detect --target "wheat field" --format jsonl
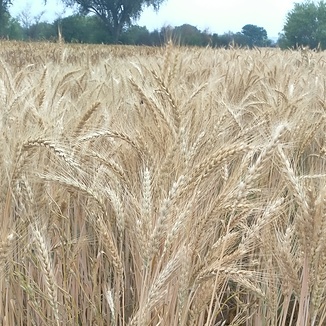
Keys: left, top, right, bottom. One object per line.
{"left": 1, "top": 40, "right": 326, "bottom": 325}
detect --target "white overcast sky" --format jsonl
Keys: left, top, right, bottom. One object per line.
{"left": 9, "top": 0, "right": 301, "bottom": 38}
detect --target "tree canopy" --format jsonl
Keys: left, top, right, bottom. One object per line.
{"left": 58, "top": 15, "right": 112, "bottom": 43}
{"left": 281, "top": 0, "right": 326, "bottom": 49}
{"left": 241, "top": 24, "right": 269, "bottom": 47}
{"left": 0, "top": 0, "right": 12, "bottom": 36}
{"left": 59, "top": 0, "right": 166, "bottom": 43}
{"left": 174, "top": 24, "right": 210, "bottom": 46}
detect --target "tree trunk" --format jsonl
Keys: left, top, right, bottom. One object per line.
{"left": 112, "top": 14, "right": 123, "bottom": 44}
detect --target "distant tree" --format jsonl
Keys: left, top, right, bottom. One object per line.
{"left": 210, "top": 32, "right": 248, "bottom": 48}
{"left": 120, "top": 25, "right": 151, "bottom": 45}
{"left": 28, "top": 22, "right": 56, "bottom": 41}
{"left": 211, "top": 33, "right": 220, "bottom": 47}
{"left": 277, "top": 32, "right": 289, "bottom": 49}
{"left": 201, "top": 28, "right": 212, "bottom": 46}
{"left": 0, "top": 0, "right": 12, "bottom": 37}
{"left": 241, "top": 24, "right": 270, "bottom": 47}
{"left": 232, "top": 32, "right": 252, "bottom": 47}
{"left": 56, "top": 0, "right": 166, "bottom": 43}
{"left": 57, "top": 15, "right": 112, "bottom": 43}
{"left": 17, "top": 5, "right": 33, "bottom": 33}
{"left": 159, "top": 25, "right": 174, "bottom": 43}
{"left": 174, "top": 24, "right": 201, "bottom": 46}
{"left": 210, "top": 32, "right": 232, "bottom": 48}
{"left": 148, "top": 28, "right": 161, "bottom": 45}
{"left": 18, "top": 6, "right": 47, "bottom": 40}
{"left": 2, "top": 15, "right": 23, "bottom": 40}
{"left": 173, "top": 24, "right": 210, "bottom": 46}
{"left": 281, "top": 0, "right": 326, "bottom": 49}
{"left": 18, "top": 5, "right": 44, "bottom": 29}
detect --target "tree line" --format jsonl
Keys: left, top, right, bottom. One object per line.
{"left": 1, "top": 0, "right": 326, "bottom": 49}
{"left": 2, "top": 15, "right": 274, "bottom": 48}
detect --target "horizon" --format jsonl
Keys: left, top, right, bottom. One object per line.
{"left": 9, "top": 0, "right": 300, "bottom": 39}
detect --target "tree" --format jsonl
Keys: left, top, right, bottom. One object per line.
{"left": 0, "top": 0, "right": 23, "bottom": 40}
{"left": 27, "top": 22, "right": 56, "bottom": 41}
{"left": 0, "top": 0, "right": 12, "bottom": 36}
{"left": 58, "top": 0, "right": 166, "bottom": 43}
{"left": 148, "top": 28, "right": 161, "bottom": 46}
{"left": 18, "top": 5, "right": 47, "bottom": 40}
{"left": 1, "top": 14, "right": 23, "bottom": 40}
{"left": 120, "top": 25, "right": 151, "bottom": 45}
{"left": 173, "top": 24, "right": 210, "bottom": 46}
{"left": 241, "top": 24, "right": 270, "bottom": 47}
{"left": 281, "top": 1, "right": 326, "bottom": 49}
{"left": 57, "top": 15, "right": 112, "bottom": 43}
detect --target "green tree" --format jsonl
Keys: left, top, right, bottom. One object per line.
{"left": 27, "top": 22, "right": 56, "bottom": 41}
{"left": 233, "top": 32, "right": 253, "bottom": 47}
{"left": 173, "top": 24, "right": 210, "bottom": 46}
{"left": 57, "top": 0, "right": 166, "bottom": 43}
{"left": 18, "top": 8, "right": 48, "bottom": 40}
{"left": 57, "top": 15, "right": 112, "bottom": 43}
{"left": 1, "top": 14, "right": 23, "bottom": 40}
{"left": 210, "top": 32, "right": 232, "bottom": 48}
{"left": 210, "top": 32, "right": 249, "bottom": 48}
{"left": 0, "top": 0, "right": 12, "bottom": 37}
{"left": 241, "top": 24, "right": 270, "bottom": 47}
{"left": 148, "top": 29, "right": 161, "bottom": 45}
{"left": 281, "top": 0, "right": 326, "bottom": 49}
{"left": 120, "top": 25, "right": 151, "bottom": 45}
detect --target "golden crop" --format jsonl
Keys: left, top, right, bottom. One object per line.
{"left": 1, "top": 40, "right": 325, "bottom": 325}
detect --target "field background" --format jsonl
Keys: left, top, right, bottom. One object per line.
{"left": 1, "top": 41, "right": 326, "bottom": 325}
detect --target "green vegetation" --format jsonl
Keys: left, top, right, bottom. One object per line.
{"left": 0, "top": 0, "right": 275, "bottom": 47}
{"left": 4, "top": 14, "right": 275, "bottom": 47}
{"left": 59, "top": 0, "right": 166, "bottom": 43}
{"left": 1, "top": 0, "right": 326, "bottom": 48}
{"left": 280, "top": 0, "right": 326, "bottom": 49}
{"left": 0, "top": 0, "right": 12, "bottom": 35}
{"left": 58, "top": 15, "right": 112, "bottom": 43}
{"left": 241, "top": 24, "right": 271, "bottom": 47}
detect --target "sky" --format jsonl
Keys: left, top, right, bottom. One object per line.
{"left": 9, "top": 0, "right": 301, "bottom": 39}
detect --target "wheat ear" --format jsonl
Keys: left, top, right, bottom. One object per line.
{"left": 73, "top": 101, "right": 101, "bottom": 136}
{"left": 32, "top": 227, "right": 60, "bottom": 325}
